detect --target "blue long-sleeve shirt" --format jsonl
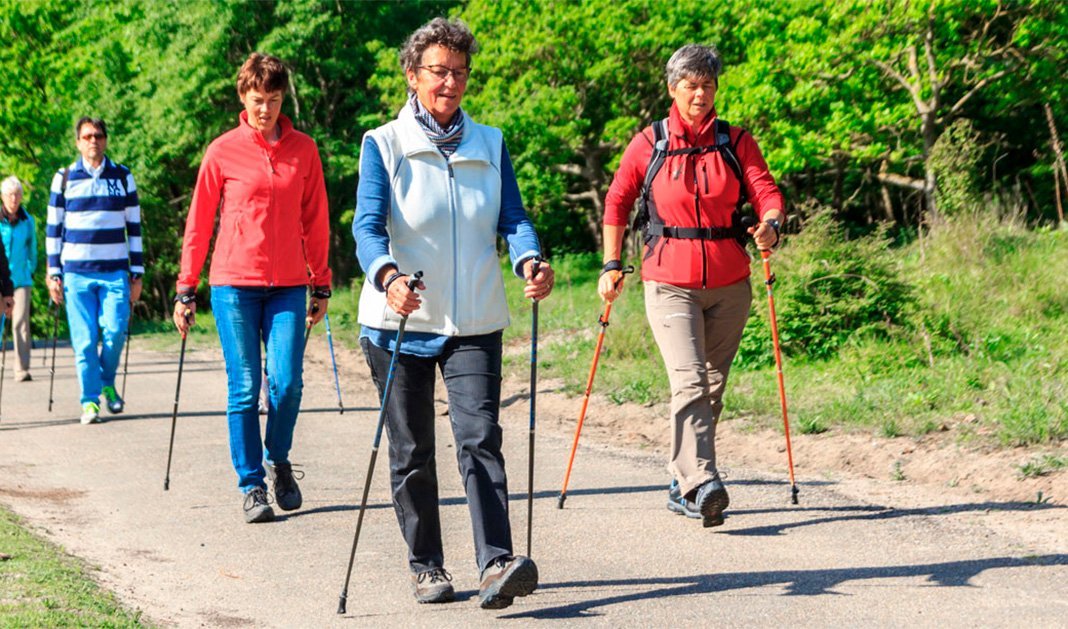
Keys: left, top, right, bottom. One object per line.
{"left": 354, "top": 136, "right": 540, "bottom": 356}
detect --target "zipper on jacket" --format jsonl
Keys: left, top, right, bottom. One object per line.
{"left": 447, "top": 161, "right": 459, "bottom": 327}
{"left": 702, "top": 162, "right": 710, "bottom": 195}
{"left": 266, "top": 148, "right": 276, "bottom": 286}
{"left": 692, "top": 157, "right": 707, "bottom": 289}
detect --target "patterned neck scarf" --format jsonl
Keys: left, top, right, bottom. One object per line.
{"left": 409, "top": 93, "right": 464, "bottom": 158}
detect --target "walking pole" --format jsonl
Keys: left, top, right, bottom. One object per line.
{"left": 760, "top": 249, "right": 799, "bottom": 505}
{"left": 526, "top": 258, "right": 542, "bottom": 557}
{"left": 338, "top": 271, "right": 422, "bottom": 615}
{"left": 302, "top": 298, "right": 319, "bottom": 353}
{"left": 120, "top": 311, "right": 132, "bottom": 399}
{"left": 164, "top": 313, "right": 191, "bottom": 491}
{"left": 0, "top": 314, "right": 7, "bottom": 422}
{"left": 324, "top": 313, "right": 344, "bottom": 414}
{"left": 47, "top": 304, "right": 60, "bottom": 413}
{"left": 557, "top": 265, "right": 634, "bottom": 509}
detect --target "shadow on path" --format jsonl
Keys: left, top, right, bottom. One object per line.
{"left": 0, "top": 407, "right": 377, "bottom": 432}
{"left": 724, "top": 501, "right": 1066, "bottom": 536}
{"left": 502, "top": 554, "right": 1068, "bottom": 619}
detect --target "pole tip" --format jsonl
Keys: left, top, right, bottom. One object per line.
{"left": 164, "top": 479, "right": 170, "bottom": 491}
{"left": 337, "top": 594, "right": 347, "bottom": 615}
{"left": 791, "top": 485, "right": 799, "bottom": 505}
{"left": 556, "top": 494, "right": 565, "bottom": 509}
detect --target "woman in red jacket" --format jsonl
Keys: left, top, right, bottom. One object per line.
{"left": 600, "top": 44, "right": 784, "bottom": 528}
{"left": 173, "top": 53, "right": 332, "bottom": 524}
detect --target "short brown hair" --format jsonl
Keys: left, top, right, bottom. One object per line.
{"left": 236, "top": 53, "right": 289, "bottom": 97}
{"left": 75, "top": 117, "right": 107, "bottom": 139}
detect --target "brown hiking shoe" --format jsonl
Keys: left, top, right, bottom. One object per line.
{"left": 478, "top": 555, "right": 538, "bottom": 609}
{"left": 410, "top": 568, "right": 455, "bottom": 604}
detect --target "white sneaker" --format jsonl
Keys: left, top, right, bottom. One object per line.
{"left": 80, "top": 402, "right": 101, "bottom": 425}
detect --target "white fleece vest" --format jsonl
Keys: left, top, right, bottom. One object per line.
{"left": 358, "top": 107, "right": 510, "bottom": 336}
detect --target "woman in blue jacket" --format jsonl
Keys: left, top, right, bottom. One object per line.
{"left": 354, "top": 18, "right": 554, "bottom": 611}
{"left": 1, "top": 176, "right": 37, "bottom": 381}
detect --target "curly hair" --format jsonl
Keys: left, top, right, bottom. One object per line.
{"left": 399, "top": 17, "right": 478, "bottom": 73}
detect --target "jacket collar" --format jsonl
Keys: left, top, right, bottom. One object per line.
{"left": 2, "top": 205, "right": 28, "bottom": 224}
{"left": 239, "top": 110, "right": 294, "bottom": 148}
{"left": 667, "top": 102, "right": 719, "bottom": 145}
{"left": 74, "top": 155, "right": 114, "bottom": 175}
{"left": 396, "top": 106, "right": 491, "bottom": 164}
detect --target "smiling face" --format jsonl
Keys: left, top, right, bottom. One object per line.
{"left": 668, "top": 75, "right": 717, "bottom": 126}
{"left": 406, "top": 44, "right": 469, "bottom": 127}
{"left": 241, "top": 88, "right": 284, "bottom": 137}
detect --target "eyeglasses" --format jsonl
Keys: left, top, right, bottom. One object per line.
{"left": 80, "top": 132, "right": 106, "bottom": 141}
{"left": 417, "top": 65, "right": 471, "bottom": 84}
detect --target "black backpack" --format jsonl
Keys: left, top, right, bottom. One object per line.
{"left": 632, "top": 118, "right": 749, "bottom": 245}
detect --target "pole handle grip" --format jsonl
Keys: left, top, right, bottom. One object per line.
{"left": 406, "top": 270, "right": 424, "bottom": 291}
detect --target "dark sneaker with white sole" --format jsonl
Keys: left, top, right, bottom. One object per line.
{"left": 410, "top": 568, "right": 455, "bottom": 604}
{"left": 479, "top": 555, "right": 538, "bottom": 609}
{"left": 267, "top": 462, "right": 303, "bottom": 511}
{"left": 242, "top": 487, "right": 275, "bottom": 523}
{"left": 694, "top": 478, "right": 730, "bottom": 527}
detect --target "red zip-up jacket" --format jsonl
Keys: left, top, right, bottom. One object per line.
{"left": 177, "top": 112, "right": 332, "bottom": 291}
{"left": 604, "top": 103, "right": 783, "bottom": 289}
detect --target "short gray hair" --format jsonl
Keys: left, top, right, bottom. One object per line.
{"left": 0, "top": 176, "right": 22, "bottom": 196}
{"left": 399, "top": 17, "right": 478, "bottom": 74}
{"left": 665, "top": 44, "right": 723, "bottom": 88}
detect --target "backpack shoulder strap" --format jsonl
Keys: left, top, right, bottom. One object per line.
{"left": 641, "top": 119, "right": 670, "bottom": 197}
{"left": 715, "top": 119, "right": 745, "bottom": 184}
{"left": 60, "top": 167, "right": 70, "bottom": 195}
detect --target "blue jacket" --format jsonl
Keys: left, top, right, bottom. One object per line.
{"left": 0, "top": 206, "right": 37, "bottom": 288}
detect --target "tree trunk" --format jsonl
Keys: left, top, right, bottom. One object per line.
{"left": 1044, "top": 102, "right": 1067, "bottom": 223}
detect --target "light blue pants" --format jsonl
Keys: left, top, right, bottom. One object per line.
{"left": 211, "top": 285, "right": 306, "bottom": 493}
{"left": 63, "top": 271, "right": 130, "bottom": 405}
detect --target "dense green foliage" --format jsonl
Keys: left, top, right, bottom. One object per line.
{"left": 0, "top": 506, "right": 147, "bottom": 626}
{"left": 0, "top": 1, "right": 1064, "bottom": 447}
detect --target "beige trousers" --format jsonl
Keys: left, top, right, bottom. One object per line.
{"left": 12, "top": 286, "right": 31, "bottom": 376}
{"left": 644, "top": 279, "right": 751, "bottom": 499}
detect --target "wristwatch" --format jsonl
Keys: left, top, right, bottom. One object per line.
{"left": 311, "top": 286, "right": 332, "bottom": 299}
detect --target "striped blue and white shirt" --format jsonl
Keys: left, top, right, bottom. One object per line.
{"left": 46, "top": 156, "right": 144, "bottom": 277}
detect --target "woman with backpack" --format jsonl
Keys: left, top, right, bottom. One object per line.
{"left": 599, "top": 44, "right": 785, "bottom": 528}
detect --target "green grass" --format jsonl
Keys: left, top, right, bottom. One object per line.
{"left": 1016, "top": 454, "right": 1068, "bottom": 479}
{"left": 0, "top": 506, "right": 148, "bottom": 626}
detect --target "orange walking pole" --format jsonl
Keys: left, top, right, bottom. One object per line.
{"left": 760, "top": 250, "right": 799, "bottom": 504}
{"left": 557, "top": 265, "right": 633, "bottom": 509}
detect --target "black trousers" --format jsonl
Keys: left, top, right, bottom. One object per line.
{"left": 361, "top": 332, "right": 512, "bottom": 574}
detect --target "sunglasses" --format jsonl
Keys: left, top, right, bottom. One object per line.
{"left": 80, "top": 132, "right": 106, "bottom": 141}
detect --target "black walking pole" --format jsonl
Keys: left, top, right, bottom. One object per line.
{"left": 338, "top": 270, "right": 422, "bottom": 615}
{"left": 121, "top": 311, "right": 132, "bottom": 399}
{"left": 164, "top": 314, "right": 191, "bottom": 491}
{"left": 303, "top": 299, "right": 319, "bottom": 353}
{"left": 0, "top": 314, "right": 7, "bottom": 422}
{"left": 47, "top": 304, "right": 60, "bottom": 413}
{"left": 526, "top": 258, "right": 542, "bottom": 557}
{"left": 324, "top": 313, "right": 344, "bottom": 414}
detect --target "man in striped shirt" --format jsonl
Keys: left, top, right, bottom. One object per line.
{"left": 46, "top": 117, "right": 144, "bottom": 425}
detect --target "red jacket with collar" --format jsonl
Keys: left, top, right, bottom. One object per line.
{"left": 604, "top": 103, "right": 783, "bottom": 289}
{"left": 177, "top": 112, "right": 332, "bottom": 291}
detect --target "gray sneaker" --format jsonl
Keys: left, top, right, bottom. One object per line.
{"left": 479, "top": 555, "right": 538, "bottom": 609}
{"left": 267, "top": 462, "right": 303, "bottom": 511}
{"left": 694, "top": 478, "right": 730, "bottom": 528}
{"left": 666, "top": 480, "right": 701, "bottom": 519}
{"left": 242, "top": 487, "right": 275, "bottom": 523}
{"left": 410, "top": 568, "right": 455, "bottom": 604}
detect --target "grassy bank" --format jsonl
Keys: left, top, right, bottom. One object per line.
{"left": 135, "top": 213, "right": 1066, "bottom": 449}
{"left": 0, "top": 506, "right": 147, "bottom": 626}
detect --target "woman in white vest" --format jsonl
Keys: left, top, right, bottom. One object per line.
{"left": 353, "top": 18, "right": 554, "bottom": 610}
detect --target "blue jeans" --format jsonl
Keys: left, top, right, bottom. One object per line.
{"left": 63, "top": 271, "right": 130, "bottom": 405}
{"left": 212, "top": 285, "right": 306, "bottom": 493}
